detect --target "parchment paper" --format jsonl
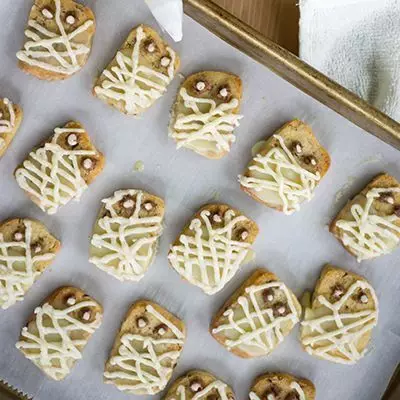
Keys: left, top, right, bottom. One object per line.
{"left": 0, "top": 1, "right": 399, "bottom": 400}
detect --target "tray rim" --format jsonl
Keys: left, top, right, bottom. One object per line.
{"left": 183, "top": 0, "right": 400, "bottom": 151}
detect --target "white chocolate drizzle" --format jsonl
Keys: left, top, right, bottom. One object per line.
{"left": 335, "top": 187, "right": 400, "bottom": 262}
{"left": 90, "top": 190, "right": 163, "bottom": 282}
{"left": 16, "top": 0, "right": 94, "bottom": 76}
{"left": 249, "top": 382, "right": 305, "bottom": 400}
{"left": 15, "top": 127, "right": 96, "bottom": 214}
{"left": 104, "top": 305, "right": 185, "bottom": 395}
{"left": 94, "top": 25, "right": 177, "bottom": 115}
{"left": 239, "top": 134, "right": 321, "bottom": 215}
{"left": 212, "top": 282, "right": 300, "bottom": 356}
{"left": 0, "top": 220, "right": 56, "bottom": 309}
{"left": 171, "top": 380, "right": 229, "bottom": 400}
{"left": 168, "top": 209, "right": 253, "bottom": 295}
{"left": 170, "top": 88, "right": 243, "bottom": 155}
{"left": 16, "top": 300, "right": 102, "bottom": 380}
{"left": 301, "top": 280, "right": 379, "bottom": 365}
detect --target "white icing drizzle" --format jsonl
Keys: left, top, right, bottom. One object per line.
{"left": 170, "top": 87, "right": 243, "bottom": 154}
{"left": 249, "top": 382, "right": 305, "bottom": 400}
{"left": 0, "top": 220, "right": 56, "bottom": 309}
{"left": 16, "top": 300, "right": 102, "bottom": 380}
{"left": 15, "top": 127, "right": 96, "bottom": 214}
{"left": 0, "top": 98, "right": 16, "bottom": 134}
{"left": 168, "top": 209, "right": 253, "bottom": 295}
{"left": 301, "top": 280, "right": 379, "bottom": 365}
{"left": 239, "top": 134, "right": 321, "bottom": 215}
{"left": 104, "top": 305, "right": 185, "bottom": 395}
{"left": 212, "top": 282, "right": 300, "bottom": 356}
{"left": 335, "top": 187, "right": 400, "bottom": 262}
{"left": 171, "top": 380, "right": 229, "bottom": 400}
{"left": 89, "top": 190, "right": 164, "bottom": 282}
{"left": 16, "top": 0, "right": 94, "bottom": 75}
{"left": 94, "top": 25, "right": 177, "bottom": 115}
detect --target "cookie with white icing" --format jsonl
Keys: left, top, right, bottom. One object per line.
{"left": 300, "top": 265, "right": 379, "bottom": 365}
{"left": 168, "top": 204, "right": 259, "bottom": 295}
{"left": 0, "top": 218, "right": 60, "bottom": 309}
{"left": 164, "top": 370, "right": 235, "bottom": 400}
{"left": 89, "top": 189, "right": 165, "bottom": 282}
{"left": 17, "top": 0, "right": 96, "bottom": 80}
{"left": 239, "top": 120, "right": 330, "bottom": 215}
{"left": 0, "top": 98, "right": 23, "bottom": 158}
{"left": 211, "top": 269, "right": 301, "bottom": 358}
{"left": 94, "top": 24, "right": 180, "bottom": 116}
{"left": 104, "top": 300, "right": 185, "bottom": 395}
{"left": 330, "top": 173, "right": 400, "bottom": 262}
{"left": 16, "top": 286, "right": 103, "bottom": 380}
{"left": 249, "top": 372, "right": 316, "bottom": 400}
{"left": 169, "top": 71, "right": 243, "bottom": 159}
{"left": 15, "top": 121, "right": 105, "bottom": 215}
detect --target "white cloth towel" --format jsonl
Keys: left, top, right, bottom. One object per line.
{"left": 299, "top": 0, "right": 400, "bottom": 122}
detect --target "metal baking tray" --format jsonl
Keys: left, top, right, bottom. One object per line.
{"left": 184, "top": 0, "right": 400, "bottom": 151}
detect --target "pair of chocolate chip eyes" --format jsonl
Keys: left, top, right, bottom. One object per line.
{"left": 65, "top": 134, "right": 96, "bottom": 171}
{"left": 64, "top": 296, "right": 93, "bottom": 321}
{"left": 290, "top": 141, "right": 317, "bottom": 166}
{"left": 194, "top": 80, "right": 231, "bottom": 99}
{"left": 13, "top": 231, "right": 43, "bottom": 253}
{"left": 41, "top": 8, "right": 76, "bottom": 25}
{"left": 120, "top": 197, "right": 154, "bottom": 212}
{"left": 143, "top": 40, "right": 171, "bottom": 67}
{"left": 136, "top": 317, "right": 168, "bottom": 335}
{"left": 211, "top": 214, "right": 249, "bottom": 240}
{"left": 331, "top": 285, "right": 369, "bottom": 304}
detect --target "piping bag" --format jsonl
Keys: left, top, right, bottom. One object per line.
{"left": 145, "top": 0, "right": 183, "bottom": 42}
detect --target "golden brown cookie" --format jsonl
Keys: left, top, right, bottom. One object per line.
{"left": 239, "top": 120, "right": 330, "bottom": 215}
{"left": 211, "top": 269, "right": 301, "bottom": 358}
{"left": 0, "top": 218, "right": 60, "bottom": 309}
{"left": 330, "top": 173, "right": 400, "bottom": 262}
{"left": 169, "top": 71, "right": 243, "bottom": 159}
{"left": 300, "top": 264, "right": 379, "bottom": 365}
{"left": 104, "top": 300, "right": 185, "bottom": 395}
{"left": 16, "top": 286, "right": 103, "bottom": 380}
{"left": 0, "top": 98, "right": 23, "bottom": 158}
{"left": 249, "top": 372, "right": 316, "bottom": 400}
{"left": 17, "top": 0, "right": 96, "bottom": 80}
{"left": 94, "top": 24, "right": 180, "bottom": 116}
{"left": 164, "top": 370, "right": 236, "bottom": 400}
{"left": 15, "top": 121, "right": 104, "bottom": 214}
{"left": 168, "top": 203, "right": 259, "bottom": 295}
{"left": 89, "top": 189, "right": 165, "bottom": 282}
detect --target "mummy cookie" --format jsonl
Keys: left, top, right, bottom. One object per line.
{"left": 15, "top": 121, "right": 104, "bottom": 214}
{"left": 169, "top": 71, "right": 243, "bottom": 159}
{"left": 16, "top": 286, "right": 102, "bottom": 380}
{"left": 17, "top": 0, "right": 96, "bottom": 80}
{"left": 89, "top": 189, "right": 165, "bottom": 282}
{"left": 211, "top": 269, "right": 301, "bottom": 358}
{"left": 164, "top": 370, "right": 235, "bottom": 400}
{"left": 0, "top": 218, "right": 60, "bottom": 309}
{"left": 330, "top": 173, "right": 400, "bottom": 262}
{"left": 94, "top": 24, "right": 180, "bottom": 116}
{"left": 104, "top": 300, "right": 185, "bottom": 395}
{"left": 300, "top": 265, "right": 378, "bottom": 365}
{"left": 239, "top": 120, "right": 330, "bottom": 215}
{"left": 0, "top": 98, "right": 23, "bottom": 158}
{"left": 168, "top": 204, "right": 258, "bottom": 295}
{"left": 249, "top": 372, "right": 316, "bottom": 400}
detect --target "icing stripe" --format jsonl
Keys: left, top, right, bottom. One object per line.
{"left": 239, "top": 134, "right": 320, "bottom": 214}
{"left": 0, "top": 220, "right": 56, "bottom": 309}
{"left": 301, "top": 280, "right": 379, "bottom": 365}
{"left": 104, "top": 304, "right": 185, "bottom": 395}
{"left": 170, "top": 87, "right": 243, "bottom": 155}
{"left": 335, "top": 187, "right": 400, "bottom": 262}
{"left": 16, "top": 300, "right": 102, "bottom": 380}
{"left": 168, "top": 209, "right": 253, "bottom": 295}
{"left": 16, "top": 0, "right": 94, "bottom": 75}
{"left": 94, "top": 25, "right": 177, "bottom": 115}
{"left": 89, "top": 190, "right": 163, "bottom": 282}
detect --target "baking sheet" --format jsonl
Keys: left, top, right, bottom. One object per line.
{"left": 0, "top": 1, "right": 399, "bottom": 399}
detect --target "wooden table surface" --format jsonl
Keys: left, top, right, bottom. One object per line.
{"left": 212, "top": 0, "right": 299, "bottom": 54}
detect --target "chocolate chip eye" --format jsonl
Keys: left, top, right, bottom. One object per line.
{"left": 217, "top": 86, "right": 231, "bottom": 100}
{"left": 80, "top": 308, "right": 92, "bottom": 321}
{"left": 356, "top": 291, "right": 369, "bottom": 304}
{"left": 143, "top": 202, "right": 153, "bottom": 211}
{"left": 212, "top": 214, "right": 222, "bottom": 223}
{"left": 291, "top": 141, "right": 303, "bottom": 155}
{"left": 379, "top": 192, "right": 395, "bottom": 204}
{"left": 272, "top": 302, "right": 288, "bottom": 317}
{"left": 65, "top": 295, "right": 76, "bottom": 306}
{"left": 331, "top": 284, "right": 345, "bottom": 300}
{"left": 13, "top": 231, "right": 24, "bottom": 242}
{"left": 66, "top": 133, "right": 79, "bottom": 147}
{"left": 240, "top": 230, "right": 249, "bottom": 240}
{"left": 194, "top": 80, "right": 211, "bottom": 93}
{"left": 160, "top": 57, "right": 171, "bottom": 67}
{"left": 145, "top": 40, "right": 156, "bottom": 53}
{"left": 82, "top": 158, "right": 96, "bottom": 171}
{"left": 31, "top": 241, "right": 43, "bottom": 254}
{"left": 262, "top": 288, "right": 275, "bottom": 303}
{"left": 122, "top": 197, "right": 135, "bottom": 209}
{"left": 303, "top": 155, "right": 317, "bottom": 166}
{"left": 136, "top": 317, "right": 148, "bottom": 328}
{"left": 65, "top": 14, "right": 76, "bottom": 25}
{"left": 190, "top": 380, "right": 203, "bottom": 392}
{"left": 41, "top": 8, "right": 54, "bottom": 19}
{"left": 155, "top": 324, "right": 168, "bottom": 336}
